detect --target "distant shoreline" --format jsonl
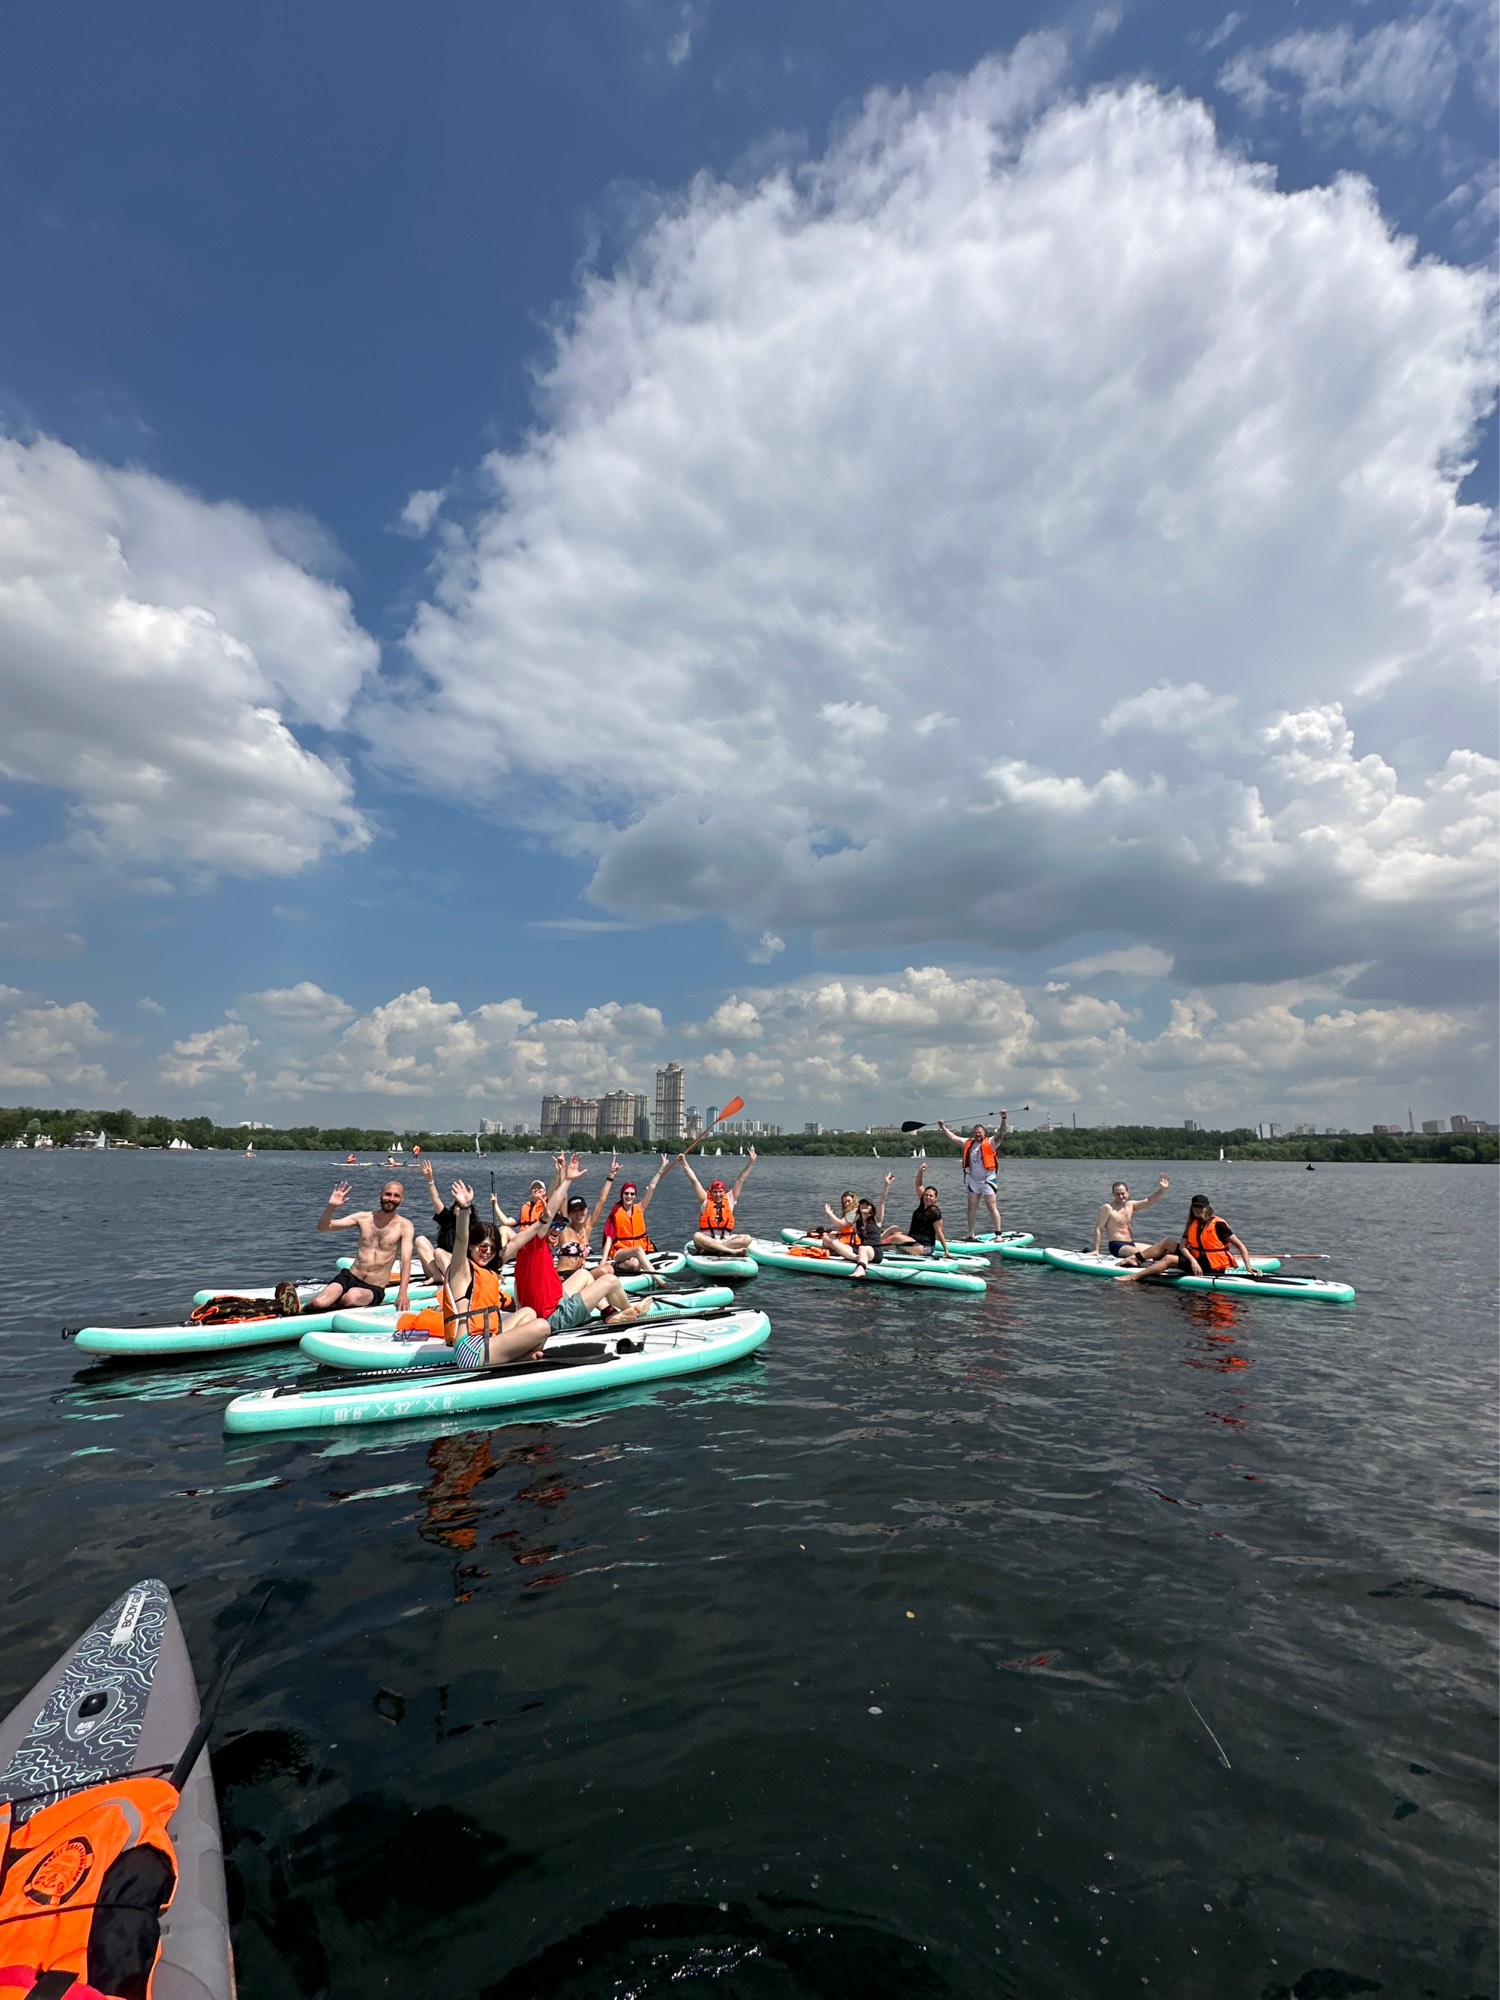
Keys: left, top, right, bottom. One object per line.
{"left": 2, "top": 1107, "right": 1493, "bottom": 1168}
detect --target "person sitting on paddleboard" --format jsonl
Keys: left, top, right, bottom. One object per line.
{"left": 518, "top": 1179, "right": 550, "bottom": 1226}
{"left": 443, "top": 1172, "right": 648, "bottom": 1369}
{"left": 680, "top": 1148, "right": 757, "bottom": 1257}
{"left": 937, "top": 1116, "right": 1009, "bottom": 1238}
{"left": 551, "top": 1157, "right": 620, "bottom": 1278}
{"left": 1116, "top": 1193, "right": 1254, "bottom": 1283}
{"left": 309, "top": 1178, "right": 414, "bottom": 1315}
{"left": 414, "top": 1155, "right": 518, "bottom": 1282}
{"left": 1093, "top": 1175, "right": 1170, "bottom": 1257}
{"left": 603, "top": 1157, "right": 672, "bottom": 1274}
{"left": 880, "top": 1163, "right": 951, "bottom": 1256}
{"left": 817, "top": 1178, "right": 894, "bottom": 1278}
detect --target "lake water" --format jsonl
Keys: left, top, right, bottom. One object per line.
{"left": 2, "top": 1148, "right": 1495, "bottom": 1998}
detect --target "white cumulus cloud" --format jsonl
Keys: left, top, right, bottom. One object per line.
{"left": 0, "top": 434, "right": 376, "bottom": 879}
{"left": 0, "top": 988, "right": 116, "bottom": 1096}
{"left": 368, "top": 50, "right": 1495, "bottom": 1007}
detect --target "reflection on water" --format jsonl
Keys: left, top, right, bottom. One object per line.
{"left": 0, "top": 1150, "right": 1495, "bottom": 1998}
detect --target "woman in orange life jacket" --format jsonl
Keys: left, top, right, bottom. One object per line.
{"left": 813, "top": 1190, "right": 859, "bottom": 1246}
{"left": 602, "top": 1155, "right": 673, "bottom": 1274}
{"left": 937, "top": 1114, "right": 1009, "bottom": 1239}
{"left": 1116, "top": 1193, "right": 1255, "bottom": 1284}
{"left": 818, "top": 1175, "right": 896, "bottom": 1278}
{"left": 679, "top": 1147, "right": 757, "bottom": 1256}
{"left": 441, "top": 1173, "right": 647, "bottom": 1370}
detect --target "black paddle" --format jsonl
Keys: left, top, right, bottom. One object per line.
{"left": 900, "top": 1109, "right": 1026, "bottom": 1133}
{"left": 169, "top": 1583, "right": 277, "bottom": 1789}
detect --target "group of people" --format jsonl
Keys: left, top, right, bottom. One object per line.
{"left": 306, "top": 1144, "right": 761, "bottom": 1371}
{"left": 1093, "top": 1178, "right": 1256, "bottom": 1279}
{"left": 303, "top": 1118, "right": 1260, "bottom": 1368}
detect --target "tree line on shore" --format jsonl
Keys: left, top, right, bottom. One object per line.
{"left": 1, "top": 1104, "right": 1494, "bottom": 1166}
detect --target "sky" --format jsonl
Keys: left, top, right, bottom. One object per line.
{"left": 0, "top": 0, "right": 1494, "bottom": 1135}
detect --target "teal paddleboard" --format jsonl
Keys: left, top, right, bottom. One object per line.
{"left": 224, "top": 1309, "right": 771, "bottom": 1433}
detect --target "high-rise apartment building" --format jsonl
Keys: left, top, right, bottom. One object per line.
{"left": 654, "top": 1062, "right": 686, "bottom": 1142}
{"left": 598, "top": 1090, "right": 649, "bottom": 1141}
{"left": 542, "top": 1095, "right": 600, "bottom": 1139}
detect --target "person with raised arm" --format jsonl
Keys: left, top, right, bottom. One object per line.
{"left": 551, "top": 1154, "right": 622, "bottom": 1281}
{"left": 602, "top": 1155, "right": 673, "bottom": 1274}
{"left": 1092, "top": 1175, "right": 1170, "bottom": 1258}
{"left": 814, "top": 1174, "right": 895, "bottom": 1278}
{"left": 881, "top": 1162, "right": 951, "bottom": 1256}
{"left": 308, "top": 1177, "right": 414, "bottom": 1314}
{"left": 937, "top": 1116, "right": 1009, "bottom": 1239}
{"left": 1116, "top": 1192, "right": 1255, "bottom": 1283}
{"left": 443, "top": 1167, "right": 648, "bottom": 1370}
{"left": 680, "top": 1147, "right": 756, "bottom": 1257}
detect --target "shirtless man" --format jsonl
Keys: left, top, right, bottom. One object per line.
{"left": 681, "top": 1148, "right": 756, "bottom": 1257}
{"left": 310, "top": 1179, "right": 414, "bottom": 1314}
{"left": 882, "top": 1164, "right": 950, "bottom": 1256}
{"left": 1092, "top": 1176, "right": 1170, "bottom": 1257}
{"left": 937, "top": 1116, "right": 1009, "bottom": 1238}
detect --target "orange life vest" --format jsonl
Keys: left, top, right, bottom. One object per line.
{"left": 519, "top": 1198, "right": 547, "bottom": 1226}
{"left": 698, "top": 1192, "right": 735, "bottom": 1234}
{"left": 608, "top": 1204, "right": 652, "bottom": 1255}
{"left": 963, "top": 1135, "right": 998, "bottom": 1175}
{"left": 1183, "top": 1214, "right": 1234, "bottom": 1273}
{"left": 0, "top": 1776, "right": 179, "bottom": 1998}
{"left": 835, "top": 1215, "right": 856, "bottom": 1245}
{"left": 441, "top": 1266, "right": 510, "bottom": 1346}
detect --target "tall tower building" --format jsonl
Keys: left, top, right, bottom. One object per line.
{"left": 540, "top": 1093, "right": 563, "bottom": 1138}
{"left": 654, "top": 1062, "right": 686, "bottom": 1142}
{"left": 598, "top": 1090, "right": 644, "bottom": 1141}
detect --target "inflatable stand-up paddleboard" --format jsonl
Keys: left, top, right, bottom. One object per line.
{"left": 225, "top": 1307, "right": 772, "bottom": 1433}
{"left": 681, "top": 1242, "right": 759, "bottom": 1280}
{"left": 776, "top": 1229, "right": 987, "bottom": 1273}
{"left": 1041, "top": 1247, "right": 1354, "bottom": 1303}
{"left": 305, "top": 1284, "right": 740, "bottom": 1371}
{"left": 940, "top": 1231, "right": 1037, "bottom": 1258}
{"left": 0, "top": 1578, "right": 234, "bottom": 2000}
{"left": 74, "top": 1280, "right": 440, "bottom": 1359}
{"left": 745, "top": 1238, "right": 986, "bottom": 1294}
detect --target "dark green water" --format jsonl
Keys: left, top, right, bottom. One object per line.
{"left": 2, "top": 1150, "right": 1495, "bottom": 1998}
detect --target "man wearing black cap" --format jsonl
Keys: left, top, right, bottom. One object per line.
{"left": 680, "top": 1148, "right": 757, "bottom": 1257}
{"left": 551, "top": 1156, "right": 621, "bottom": 1280}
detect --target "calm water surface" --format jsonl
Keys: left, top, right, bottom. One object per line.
{"left": 1, "top": 1150, "right": 1495, "bottom": 1998}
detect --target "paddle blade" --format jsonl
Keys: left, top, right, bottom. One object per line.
{"left": 715, "top": 1096, "right": 745, "bottom": 1124}
{"left": 900, "top": 1120, "right": 926, "bottom": 1133}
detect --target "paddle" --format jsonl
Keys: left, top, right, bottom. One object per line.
{"left": 671, "top": 1095, "right": 744, "bottom": 1166}
{"left": 901, "top": 1108, "right": 1027, "bottom": 1133}
{"left": 169, "top": 1583, "right": 277, "bottom": 1789}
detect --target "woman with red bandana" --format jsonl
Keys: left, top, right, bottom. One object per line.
{"left": 679, "top": 1147, "right": 757, "bottom": 1257}
{"left": 602, "top": 1155, "right": 672, "bottom": 1274}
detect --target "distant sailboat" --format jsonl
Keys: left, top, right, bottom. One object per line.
{"left": 244, "top": 1142, "right": 255, "bottom": 1159}
{"left": 1218, "top": 1148, "right": 1225, "bottom": 1162}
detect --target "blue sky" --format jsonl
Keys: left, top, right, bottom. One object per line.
{"left": 0, "top": 0, "right": 1493, "bottom": 1131}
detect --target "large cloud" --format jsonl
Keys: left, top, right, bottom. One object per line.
{"left": 146, "top": 962, "right": 1490, "bottom": 1130}
{"left": 369, "top": 50, "right": 1496, "bottom": 1005}
{"left": 0, "top": 434, "right": 376, "bottom": 877}
{"left": 0, "top": 986, "right": 117, "bottom": 1097}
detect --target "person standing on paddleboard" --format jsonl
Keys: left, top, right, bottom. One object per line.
{"left": 310, "top": 1178, "right": 414, "bottom": 1313}
{"left": 680, "top": 1147, "right": 757, "bottom": 1258}
{"left": 1093, "top": 1175, "right": 1171, "bottom": 1257}
{"left": 938, "top": 1115, "right": 1009, "bottom": 1238}
{"left": 1116, "top": 1193, "right": 1255, "bottom": 1282}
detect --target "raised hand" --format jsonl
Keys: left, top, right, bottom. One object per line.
{"left": 328, "top": 1181, "right": 351, "bottom": 1206}
{"left": 451, "top": 1179, "right": 474, "bottom": 1208}
{"left": 883, "top": 1171, "right": 895, "bottom": 1188}
{"left": 565, "top": 1153, "right": 587, "bottom": 1182}
{"left": 421, "top": 1158, "right": 436, "bottom": 1183}
{"left": 747, "top": 1146, "right": 757, "bottom": 1163}
{"left": 610, "top": 1154, "right": 619, "bottom": 1176}
{"left": 1158, "top": 1174, "right": 1170, "bottom": 1190}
